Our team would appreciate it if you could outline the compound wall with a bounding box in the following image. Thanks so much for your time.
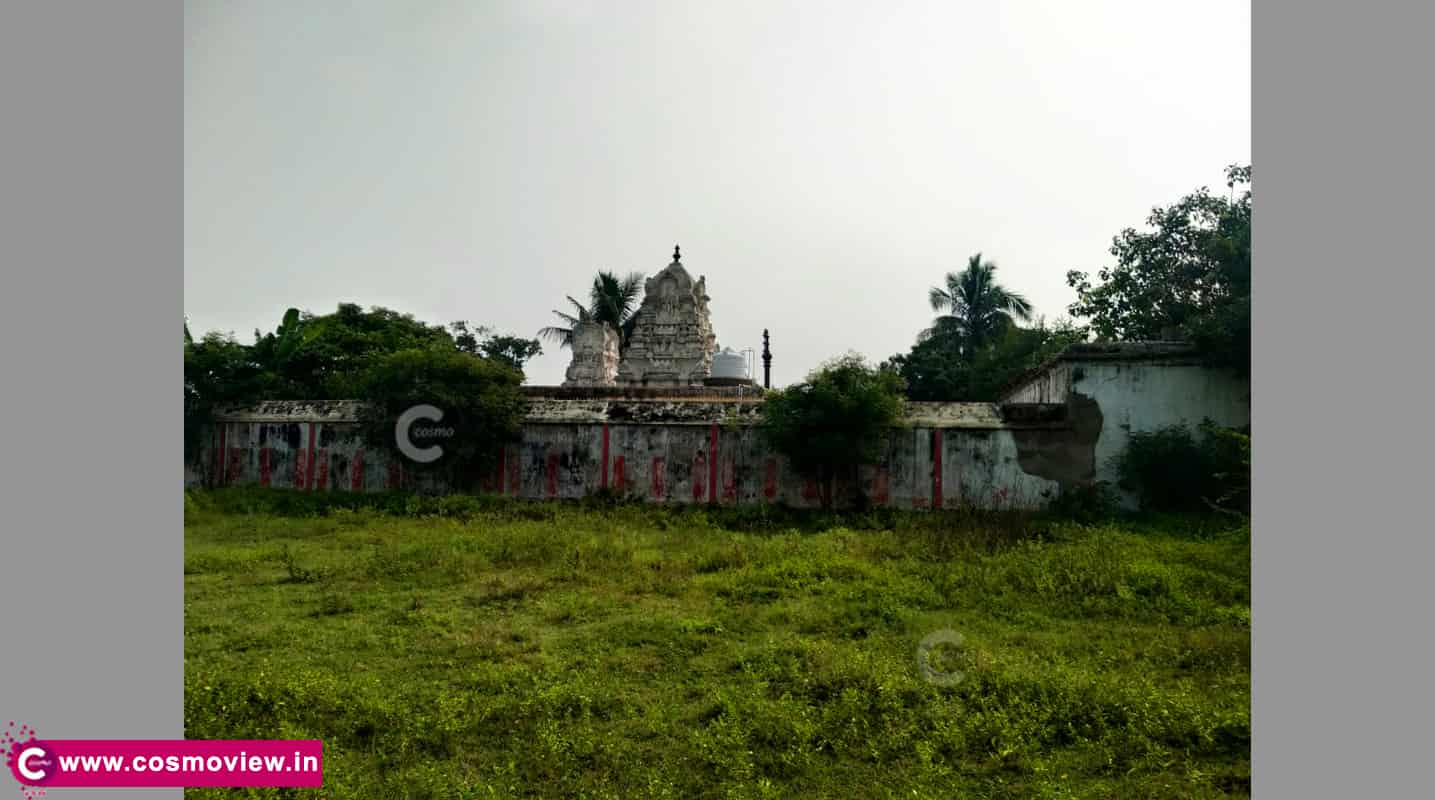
[190,404,1071,511]
[1001,345,1250,497]
[188,344,1249,511]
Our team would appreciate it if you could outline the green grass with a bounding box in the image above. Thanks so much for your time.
[184,489,1250,799]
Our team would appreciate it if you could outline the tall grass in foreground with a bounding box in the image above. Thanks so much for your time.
[185,489,1249,799]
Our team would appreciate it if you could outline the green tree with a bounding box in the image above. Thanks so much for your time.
[882,325,968,402]
[449,321,543,372]
[887,320,1086,401]
[183,331,281,461]
[1067,164,1251,375]
[538,270,645,350]
[354,348,528,489]
[962,321,1086,400]
[759,354,906,509]
[925,253,1034,358]
[185,305,536,464]
[266,304,456,398]
[589,271,644,346]
[479,334,543,372]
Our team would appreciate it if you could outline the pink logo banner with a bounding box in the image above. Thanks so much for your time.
[6,739,323,789]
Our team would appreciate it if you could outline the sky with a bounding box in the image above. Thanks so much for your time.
[185,0,1250,388]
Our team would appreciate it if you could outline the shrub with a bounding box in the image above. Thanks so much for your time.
[1044,481,1120,524]
[354,348,528,490]
[1201,422,1251,513]
[759,354,905,509]
[1115,421,1250,513]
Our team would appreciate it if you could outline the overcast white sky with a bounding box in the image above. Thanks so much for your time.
[185,0,1250,388]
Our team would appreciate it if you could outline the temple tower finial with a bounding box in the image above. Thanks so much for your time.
[673,244,681,262]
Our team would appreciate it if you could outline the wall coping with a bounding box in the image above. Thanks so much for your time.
[998,340,1211,402]
[212,398,1071,430]
[521,385,767,401]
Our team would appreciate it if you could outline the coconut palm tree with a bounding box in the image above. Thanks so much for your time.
[537,295,594,350]
[538,271,645,350]
[588,271,644,346]
[923,253,1034,357]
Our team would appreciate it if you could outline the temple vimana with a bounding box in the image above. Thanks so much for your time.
[564,245,758,389]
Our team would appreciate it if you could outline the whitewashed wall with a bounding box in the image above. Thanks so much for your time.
[1003,345,1250,505]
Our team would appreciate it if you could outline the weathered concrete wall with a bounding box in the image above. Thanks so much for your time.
[188,343,1247,511]
[190,400,1071,510]
[1002,343,1250,503]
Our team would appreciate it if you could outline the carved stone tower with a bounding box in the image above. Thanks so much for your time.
[562,318,620,387]
[616,245,718,386]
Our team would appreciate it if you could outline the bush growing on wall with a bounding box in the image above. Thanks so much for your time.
[759,354,905,509]
[1115,421,1250,513]
[354,348,528,490]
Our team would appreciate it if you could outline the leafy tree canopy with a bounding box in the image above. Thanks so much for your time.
[886,319,1087,402]
[252,304,455,398]
[450,321,544,371]
[183,304,538,459]
[1067,164,1251,375]
[354,348,528,488]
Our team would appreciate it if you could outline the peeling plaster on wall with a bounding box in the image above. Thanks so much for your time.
[191,405,1067,510]
[1001,343,1250,507]
[1011,393,1104,486]
[189,344,1247,512]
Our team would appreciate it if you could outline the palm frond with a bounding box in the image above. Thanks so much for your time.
[590,271,645,329]
[539,296,591,350]
[923,252,1037,356]
[537,325,575,347]
[994,288,1035,321]
[929,285,955,313]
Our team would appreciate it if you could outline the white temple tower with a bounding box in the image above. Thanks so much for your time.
[615,245,719,386]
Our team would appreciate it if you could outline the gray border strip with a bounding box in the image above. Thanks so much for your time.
[1255,1,1435,796]
[1,2,181,798]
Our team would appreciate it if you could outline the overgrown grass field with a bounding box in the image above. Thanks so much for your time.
[184,490,1250,799]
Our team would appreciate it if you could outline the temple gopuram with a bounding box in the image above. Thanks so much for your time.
[564,245,739,388]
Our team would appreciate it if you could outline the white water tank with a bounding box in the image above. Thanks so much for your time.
[710,347,749,380]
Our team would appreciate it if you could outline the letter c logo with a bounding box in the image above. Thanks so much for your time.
[18,745,49,781]
[396,404,444,463]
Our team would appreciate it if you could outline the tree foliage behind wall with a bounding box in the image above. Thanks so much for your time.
[760,355,906,509]
[353,348,528,489]
[1067,164,1252,376]
[885,319,1087,402]
[924,252,1035,359]
[183,304,538,465]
